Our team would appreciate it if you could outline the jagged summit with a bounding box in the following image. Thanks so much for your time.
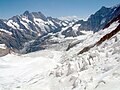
[23,10,30,16]
[22,10,47,21]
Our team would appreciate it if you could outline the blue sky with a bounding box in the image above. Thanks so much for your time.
[0,0,120,19]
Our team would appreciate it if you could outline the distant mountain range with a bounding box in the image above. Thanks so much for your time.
[65,4,120,34]
[0,4,120,53]
[0,11,71,50]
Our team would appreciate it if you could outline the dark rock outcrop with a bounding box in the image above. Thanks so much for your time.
[78,4,120,32]
[78,14,120,55]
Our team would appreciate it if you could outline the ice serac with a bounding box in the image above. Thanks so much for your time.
[51,13,120,90]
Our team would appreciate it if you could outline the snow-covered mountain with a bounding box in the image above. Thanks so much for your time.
[0,11,88,53]
[79,4,120,32]
[67,4,120,34]
[0,11,120,90]
[0,11,73,51]
[0,4,120,54]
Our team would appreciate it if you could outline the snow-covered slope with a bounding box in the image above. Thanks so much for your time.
[0,13,120,90]
[50,14,120,90]
[0,3,120,90]
[0,50,63,90]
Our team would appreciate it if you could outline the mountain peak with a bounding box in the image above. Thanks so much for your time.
[23,10,30,16]
[22,11,47,21]
[101,6,107,9]
[98,6,109,12]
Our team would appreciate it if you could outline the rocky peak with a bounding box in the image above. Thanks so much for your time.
[23,10,30,16]
[22,11,47,21]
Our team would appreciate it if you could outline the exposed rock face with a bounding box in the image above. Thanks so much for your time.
[62,27,85,37]
[0,44,10,57]
[22,11,47,21]
[0,48,10,57]
[0,31,22,49]
[78,14,120,55]
[96,14,120,45]
[78,4,120,32]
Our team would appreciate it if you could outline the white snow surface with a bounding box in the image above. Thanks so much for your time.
[0,50,63,90]
[0,44,7,49]
[0,29,12,35]
[0,20,120,90]
[72,24,81,31]
[51,20,120,90]
[7,20,20,29]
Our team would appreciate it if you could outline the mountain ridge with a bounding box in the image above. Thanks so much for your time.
[0,4,120,53]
